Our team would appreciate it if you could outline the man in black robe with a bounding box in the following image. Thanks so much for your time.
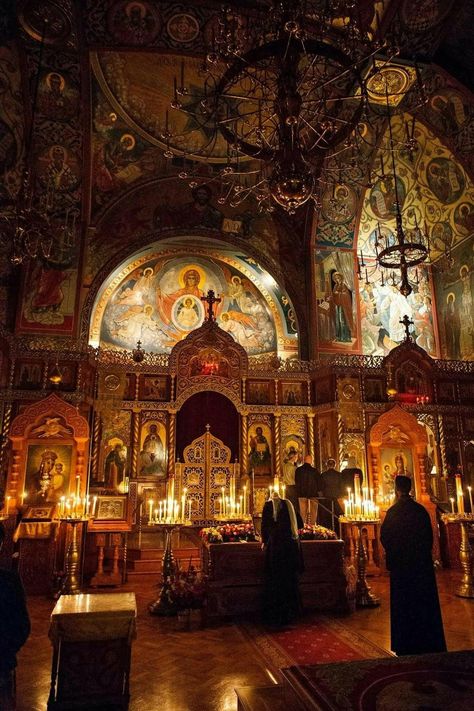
[261,493,302,627]
[295,455,321,525]
[381,475,446,656]
[0,523,31,710]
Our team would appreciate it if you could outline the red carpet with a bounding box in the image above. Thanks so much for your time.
[240,617,390,671]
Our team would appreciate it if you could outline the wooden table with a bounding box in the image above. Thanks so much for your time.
[48,592,136,710]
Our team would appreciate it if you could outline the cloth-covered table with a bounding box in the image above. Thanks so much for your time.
[48,592,136,710]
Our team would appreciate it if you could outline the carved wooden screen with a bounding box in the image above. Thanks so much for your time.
[177,427,235,522]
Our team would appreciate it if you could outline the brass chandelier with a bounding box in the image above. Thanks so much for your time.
[164,0,406,214]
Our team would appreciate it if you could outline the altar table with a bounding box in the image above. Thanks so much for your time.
[201,540,348,620]
[48,592,136,710]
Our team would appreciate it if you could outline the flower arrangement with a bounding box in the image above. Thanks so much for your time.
[200,522,257,543]
[165,563,208,611]
[298,523,337,540]
[199,527,223,543]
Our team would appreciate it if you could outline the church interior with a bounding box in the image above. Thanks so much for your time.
[1,0,474,709]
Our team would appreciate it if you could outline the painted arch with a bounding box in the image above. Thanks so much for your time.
[89,240,298,358]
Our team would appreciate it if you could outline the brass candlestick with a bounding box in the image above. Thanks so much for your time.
[58,518,89,596]
[442,514,474,599]
[341,517,381,608]
[148,523,182,616]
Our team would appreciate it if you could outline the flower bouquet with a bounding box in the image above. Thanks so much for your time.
[298,523,337,540]
[165,562,208,611]
[199,527,223,543]
[200,522,258,543]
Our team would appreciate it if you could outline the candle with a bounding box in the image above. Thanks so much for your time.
[149,501,153,524]
[75,475,81,500]
[188,499,192,521]
[92,496,98,518]
[154,508,158,523]
[354,473,361,502]
[344,499,348,517]
[468,487,473,513]
[450,497,455,514]
[6,496,10,515]
[243,485,247,515]
[158,501,163,522]
[282,484,286,500]
[455,474,465,514]
[21,491,26,506]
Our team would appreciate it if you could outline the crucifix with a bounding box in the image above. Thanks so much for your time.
[399,314,414,342]
[201,289,221,322]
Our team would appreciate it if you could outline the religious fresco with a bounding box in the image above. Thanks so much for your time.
[24,443,73,506]
[433,238,474,361]
[248,423,272,477]
[139,420,167,479]
[89,246,298,357]
[359,261,437,357]
[37,70,79,122]
[90,73,167,213]
[92,50,239,161]
[356,114,474,358]
[314,250,358,352]
[86,178,281,284]
[359,115,474,262]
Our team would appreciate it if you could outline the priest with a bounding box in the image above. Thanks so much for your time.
[381,475,446,656]
[261,491,303,627]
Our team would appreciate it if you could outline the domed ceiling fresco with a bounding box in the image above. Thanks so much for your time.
[89,240,298,358]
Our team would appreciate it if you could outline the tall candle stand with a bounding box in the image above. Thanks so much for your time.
[57,516,90,596]
[340,517,381,608]
[148,523,185,616]
[441,514,474,599]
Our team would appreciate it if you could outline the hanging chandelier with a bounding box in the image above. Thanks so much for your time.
[164,0,408,213]
[364,89,429,297]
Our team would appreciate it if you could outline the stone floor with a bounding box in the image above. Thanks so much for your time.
[15,570,474,711]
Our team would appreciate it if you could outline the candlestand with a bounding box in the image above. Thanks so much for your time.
[148,523,183,616]
[58,517,89,596]
[341,517,381,608]
[441,514,474,598]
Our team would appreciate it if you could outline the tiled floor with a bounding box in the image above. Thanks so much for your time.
[15,570,474,711]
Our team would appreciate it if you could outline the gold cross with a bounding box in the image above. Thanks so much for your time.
[201,289,221,322]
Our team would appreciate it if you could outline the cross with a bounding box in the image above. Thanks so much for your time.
[399,314,414,342]
[201,289,221,322]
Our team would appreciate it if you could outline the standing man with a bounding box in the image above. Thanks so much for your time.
[0,523,31,710]
[295,455,321,525]
[381,475,446,656]
[281,451,299,512]
[320,458,343,532]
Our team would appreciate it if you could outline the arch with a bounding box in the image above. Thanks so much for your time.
[87,237,299,359]
[175,391,240,462]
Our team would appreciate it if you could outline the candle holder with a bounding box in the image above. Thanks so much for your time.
[57,517,90,596]
[441,514,474,599]
[340,517,381,608]
[148,523,185,616]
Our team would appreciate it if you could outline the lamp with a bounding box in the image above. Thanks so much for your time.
[164,1,411,214]
[49,359,63,385]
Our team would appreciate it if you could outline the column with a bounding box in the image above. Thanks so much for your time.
[167,412,176,478]
[307,413,315,462]
[241,413,249,475]
[273,414,282,479]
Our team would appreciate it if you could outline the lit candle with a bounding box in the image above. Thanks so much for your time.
[344,499,348,517]
[21,491,27,506]
[158,501,163,522]
[154,508,158,523]
[468,487,473,513]
[455,474,465,514]
[282,484,286,500]
[188,499,192,521]
[75,475,81,500]
[450,497,455,514]
[92,496,98,518]
[354,473,361,502]
[243,485,247,516]
[6,496,11,515]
